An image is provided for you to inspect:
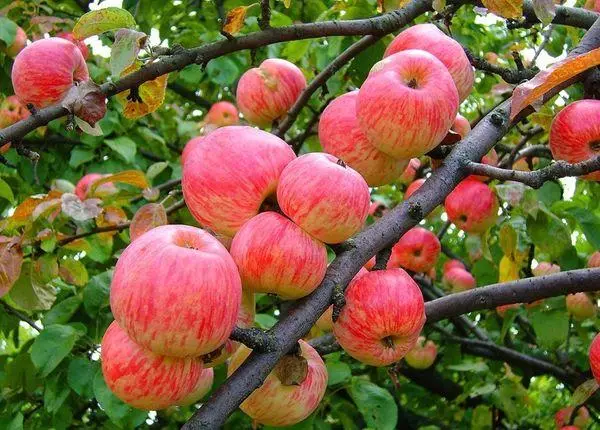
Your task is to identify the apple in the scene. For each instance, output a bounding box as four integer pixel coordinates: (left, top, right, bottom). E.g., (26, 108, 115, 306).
(387, 226, 441, 273)
(110, 224, 242, 357)
(428, 267, 437, 280)
(588, 251, 600, 268)
(364, 256, 376, 270)
(236, 58, 306, 127)
(101, 321, 204, 410)
(0, 95, 30, 129)
(399, 158, 421, 184)
(590, 332, 600, 383)
(443, 267, 476, 292)
(319, 91, 408, 186)
(485, 52, 499, 64)
(5, 26, 26, 58)
(471, 149, 500, 181)
(230, 211, 328, 300)
(555, 406, 590, 429)
(444, 178, 499, 233)
(74, 173, 117, 200)
(383, 23, 474, 101)
(176, 367, 214, 406)
(532, 262, 561, 277)
(369, 200, 388, 219)
(11, 37, 89, 108)
(452, 113, 471, 139)
(181, 136, 204, 166)
(182, 126, 295, 237)
(357, 50, 459, 160)
(443, 259, 466, 274)
(205, 101, 239, 127)
(56, 31, 89, 60)
(566, 292, 596, 320)
(404, 336, 437, 369)
(549, 100, 600, 180)
(277, 153, 370, 244)
(404, 178, 425, 199)
(333, 268, 426, 366)
(228, 340, 327, 427)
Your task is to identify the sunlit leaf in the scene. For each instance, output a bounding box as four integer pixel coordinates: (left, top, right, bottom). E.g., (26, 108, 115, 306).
(482, 0, 522, 19)
(116, 62, 168, 119)
(110, 29, 148, 77)
(130, 203, 167, 241)
(223, 6, 248, 34)
(91, 170, 149, 194)
(532, 0, 555, 25)
(59, 259, 89, 287)
(73, 7, 136, 39)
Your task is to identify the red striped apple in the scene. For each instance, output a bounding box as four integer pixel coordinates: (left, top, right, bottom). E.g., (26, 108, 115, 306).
(228, 340, 327, 426)
(590, 332, 600, 383)
(357, 49, 459, 160)
(532, 262, 560, 277)
(182, 126, 295, 237)
(405, 178, 425, 199)
(236, 58, 306, 127)
(388, 227, 441, 273)
(110, 224, 242, 357)
(550, 100, 600, 180)
(230, 212, 327, 299)
(588, 251, 600, 267)
(0, 95, 30, 129)
(445, 178, 498, 233)
(101, 321, 204, 410)
(404, 336, 437, 369)
(205, 101, 239, 127)
(399, 158, 421, 184)
(452, 113, 471, 138)
(319, 90, 407, 186)
(56, 31, 89, 60)
(277, 153, 370, 244)
(12, 37, 89, 108)
(443, 267, 476, 292)
(443, 259, 465, 274)
(181, 136, 203, 166)
(566, 292, 596, 320)
(176, 367, 214, 406)
(555, 406, 590, 429)
(383, 24, 474, 101)
(333, 268, 426, 366)
(6, 26, 26, 58)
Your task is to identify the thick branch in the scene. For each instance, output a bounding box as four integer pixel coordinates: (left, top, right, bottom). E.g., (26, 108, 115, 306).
(230, 327, 277, 352)
(465, 156, 600, 188)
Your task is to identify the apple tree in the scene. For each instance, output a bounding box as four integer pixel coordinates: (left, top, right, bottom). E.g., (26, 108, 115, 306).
(2, 0, 600, 428)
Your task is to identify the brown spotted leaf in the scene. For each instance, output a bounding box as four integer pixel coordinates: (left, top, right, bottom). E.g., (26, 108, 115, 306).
(511, 47, 600, 119)
(223, 6, 248, 34)
(0, 236, 23, 297)
(115, 61, 168, 119)
(482, 0, 522, 19)
(130, 203, 168, 241)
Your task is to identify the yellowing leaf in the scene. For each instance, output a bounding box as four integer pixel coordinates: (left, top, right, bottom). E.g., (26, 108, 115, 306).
(284, 0, 291, 7)
(499, 255, 520, 283)
(0, 236, 22, 297)
(116, 62, 168, 119)
(130, 203, 168, 241)
(511, 47, 600, 120)
(73, 7, 136, 39)
(96, 206, 128, 239)
(482, 0, 522, 19)
(223, 6, 248, 34)
(90, 170, 149, 194)
(11, 191, 62, 223)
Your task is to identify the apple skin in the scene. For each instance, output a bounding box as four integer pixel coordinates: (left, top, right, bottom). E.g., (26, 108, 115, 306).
(443, 267, 476, 292)
(56, 31, 89, 60)
(101, 321, 204, 410)
(182, 126, 295, 237)
(549, 100, 600, 181)
(205, 101, 239, 127)
(11, 37, 89, 108)
(74, 173, 116, 200)
(277, 153, 370, 244)
(364, 256, 376, 270)
(0, 95, 30, 129)
(470, 149, 499, 181)
(452, 113, 471, 138)
(236, 58, 306, 128)
(590, 332, 600, 383)
(181, 136, 203, 166)
(6, 26, 26, 58)
(175, 367, 214, 406)
(399, 158, 421, 184)
(555, 406, 590, 429)
(230, 212, 328, 300)
(357, 49, 459, 160)
(319, 91, 407, 186)
(443, 259, 465, 274)
(404, 178, 425, 199)
(445, 178, 499, 234)
(333, 268, 426, 366)
(532, 262, 561, 277)
(383, 24, 474, 101)
(404, 336, 437, 369)
(565, 292, 596, 320)
(387, 227, 441, 273)
(588, 251, 600, 268)
(228, 340, 327, 427)
(110, 224, 242, 357)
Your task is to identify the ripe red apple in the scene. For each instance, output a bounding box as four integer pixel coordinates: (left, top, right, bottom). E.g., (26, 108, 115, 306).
(182, 126, 295, 237)
(101, 321, 204, 410)
(452, 113, 471, 138)
(110, 224, 242, 357)
(228, 340, 327, 427)
(0, 95, 30, 129)
(319, 91, 407, 186)
(277, 153, 370, 244)
(532, 262, 561, 277)
(74, 173, 116, 200)
(333, 268, 426, 366)
(399, 158, 421, 184)
(470, 149, 500, 181)
(205, 101, 239, 127)
(387, 227, 441, 273)
(588, 251, 600, 268)
(230, 212, 328, 299)
(443, 267, 476, 292)
(404, 178, 425, 199)
(6, 26, 26, 58)
(56, 31, 89, 60)
(445, 178, 498, 233)
(383, 23, 474, 101)
(236, 58, 306, 127)
(549, 100, 600, 180)
(555, 406, 590, 429)
(443, 259, 466, 274)
(11, 37, 89, 108)
(590, 332, 600, 383)
(566, 292, 596, 320)
(404, 336, 437, 369)
(357, 49, 459, 160)
(176, 367, 214, 406)
(181, 136, 203, 166)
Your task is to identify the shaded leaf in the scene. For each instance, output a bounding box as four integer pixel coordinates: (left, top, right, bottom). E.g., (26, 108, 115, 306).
(223, 7, 248, 34)
(0, 17, 17, 46)
(110, 29, 148, 77)
(0, 236, 22, 297)
(0, 177, 14, 203)
(75, 116, 104, 136)
(130, 203, 167, 241)
(44, 374, 70, 413)
(83, 271, 112, 317)
(529, 307, 569, 349)
(31, 324, 82, 377)
(73, 7, 136, 39)
(105, 136, 137, 164)
(482, 0, 522, 19)
(326, 359, 351, 386)
(68, 357, 98, 398)
(571, 378, 599, 406)
(93, 368, 147, 425)
(43, 296, 82, 326)
(9, 262, 56, 311)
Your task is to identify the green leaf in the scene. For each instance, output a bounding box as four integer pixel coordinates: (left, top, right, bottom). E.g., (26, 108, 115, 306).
(537, 181, 562, 206)
(146, 161, 169, 181)
(0, 178, 14, 203)
(472, 405, 492, 430)
(9, 262, 57, 312)
(68, 357, 98, 398)
(206, 57, 240, 86)
(93, 368, 147, 426)
(326, 359, 351, 386)
(447, 361, 489, 372)
(0, 17, 17, 46)
(83, 270, 112, 317)
(43, 296, 82, 326)
(44, 374, 71, 413)
(75, 117, 103, 136)
(31, 324, 82, 377)
(69, 148, 96, 168)
(532, 0, 556, 26)
(73, 7, 137, 39)
(348, 378, 398, 430)
(282, 40, 311, 63)
(529, 307, 569, 349)
(255, 313, 277, 329)
(0, 412, 23, 430)
(59, 258, 89, 287)
(105, 136, 137, 164)
(471, 259, 498, 286)
(527, 208, 571, 259)
(563, 206, 600, 249)
(347, 39, 387, 84)
(110, 29, 147, 77)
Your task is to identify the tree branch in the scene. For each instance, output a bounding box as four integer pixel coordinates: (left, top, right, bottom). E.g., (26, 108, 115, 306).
(464, 48, 538, 84)
(258, 0, 271, 30)
(1, 301, 42, 332)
